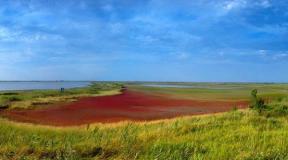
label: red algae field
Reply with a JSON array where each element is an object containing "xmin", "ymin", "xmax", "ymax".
[{"xmin": 2, "ymin": 90, "xmax": 248, "ymax": 126}]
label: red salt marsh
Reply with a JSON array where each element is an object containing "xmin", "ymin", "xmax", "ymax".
[{"xmin": 2, "ymin": 90, "xmax": 248, "ymax": 126}]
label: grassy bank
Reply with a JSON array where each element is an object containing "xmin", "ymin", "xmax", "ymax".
[
  {"xmin": 0, "ymin": 83, "xmax": 123, "ymax": 109},
  {"xmin": 1, "ymin": 109, "xmax": 288, "ymax": 159}
]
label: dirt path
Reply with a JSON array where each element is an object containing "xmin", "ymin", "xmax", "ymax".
[{"xmin": 1, "ymin": 90, "xmax": 248, "ymax": 126}]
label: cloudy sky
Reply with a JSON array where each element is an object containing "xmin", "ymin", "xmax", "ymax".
[{"xmin": 0, "ymin": 0, "xmax": 287, "ymax": 82}]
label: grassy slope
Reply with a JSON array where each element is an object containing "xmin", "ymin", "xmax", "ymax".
[{"xmin": 1, "ymin": 110, "xmax": 288, "ymax": 159}]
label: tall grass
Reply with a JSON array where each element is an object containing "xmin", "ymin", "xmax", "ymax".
[{"xmin": 1, "ymin": 110, "xmax": 288, "ymax": 159}]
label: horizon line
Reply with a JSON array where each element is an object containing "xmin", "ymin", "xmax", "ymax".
[{"xmin": 0, "ymin": 80, "xmax": 288, "ymax": 84}]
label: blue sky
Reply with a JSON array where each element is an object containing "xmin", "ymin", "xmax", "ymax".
[{"xmin": 0, "ymin": 0, "xmax": 287, "ymax": 82}]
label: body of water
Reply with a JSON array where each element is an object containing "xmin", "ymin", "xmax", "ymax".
[
  {"xmin": 141, "ymin": 84, "xmax": 243, "ymax": 89},
  {"xmin": 142, "ymin": 84, "xmax": 195, "ymax": 88},
  {"xmin": 0, "ymin": 81, "xmax": 91, "ymax": 91}
]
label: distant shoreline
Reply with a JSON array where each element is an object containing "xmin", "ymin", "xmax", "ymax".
[{"xmin": 0, "ymin": 81, "xmax": 287, "ymax": 84}]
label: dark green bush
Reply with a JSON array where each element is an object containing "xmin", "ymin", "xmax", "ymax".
[
  {"xmin": 250, "ymin": 89, "xmax": 266, "ymax": 114},
  {"xmin": 4, "ymin": 96, "xmax": 22, "ymax": 102},
  {"xmin": 266, "ymin": 104, "xmax": 288, "ymax": 117},
  {"xmin": 0, "ymin": 92, "xmax": 19, "ymax": 95},
  {"xmin": 250, "ymin": 89, "xmax": 288, "ymax": 117}
]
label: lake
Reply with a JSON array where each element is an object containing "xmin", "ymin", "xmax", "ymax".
[
  {"xmin": 141, "ymin": 84, "xmax": 244, "ymax": 89},
  {"xmin": 0, "ymin": 81, "xmax": 91, "ymax": 91},
  {"xmin": 142, "ymin": 84, "xmax": 195, "ymax": 88}
]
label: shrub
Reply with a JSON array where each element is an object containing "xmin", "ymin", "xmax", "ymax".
[
  {"xmin": 250, "ymin": 89, "xmax": 288, "ymax": 117},
  {"xmin": 0, "ymin": 92, "xmax": 19, "ymax": 95},
  {"xmin": 4, "ymin": 96, "xmax": 22, "ymax": 102},
  {"xmin": 250, "ymin": 89, "xmax": 266, "ymax": 114},
  {"xmin": 267, "ymin": 104, "xmax": 288, "ymax": 117}
]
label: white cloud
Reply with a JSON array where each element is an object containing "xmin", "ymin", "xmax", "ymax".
[
  {"xmin": 273, "ymin": 53, "xmax": 288, "ymax": 60},
  {"xmin": 259, "ymin": 0, "xmax": 271, "ymax": 8},
  {"xmin": 0, "ymin": 26, "xmax": 18, "ymax": 41},
  {"xmin": 109, "ymin": 23, "xmax": 125, "ymax": 34},
  {"xmin": 0, "ymin": 49, "xmax": 35, "ymax": 64},
  {"xmin": 258, "ymin": 50, "xmax": 268, "ymax": 56},
  {"xmin": 255, "ymin": 50, "xmax": 288, "ymax": 61},
  {"xmin": 0, "ymin": 25, "xmax": 63, "ymax": 43},
  {"xmin": 222, "ymin": 0, "xmax": 247, "ymax": 11},
  {"xmin": 218, "ymin": 0, "xmax": 272, "ymax": 15}
]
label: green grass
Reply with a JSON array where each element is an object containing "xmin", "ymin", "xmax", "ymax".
[
  {"xmin": 1, "ymin": 110, "xmax": 288, "ymax": 159},
  {"xmin": 128, "ymin": 83, "xmax": 288, "ymax": 101}
]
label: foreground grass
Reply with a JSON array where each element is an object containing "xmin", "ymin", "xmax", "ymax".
[{"xmin": 1, "ymin": 109, "xmax": 288, "ymax": 159}]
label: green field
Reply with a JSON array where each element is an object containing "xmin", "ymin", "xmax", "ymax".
[
  {"xmin": 128, "ymin": 83, "xmax": 288, "ymax": 101},
  {"xmin": 1, "ymin": 82, "xmax": 288, "ymax": 159}
]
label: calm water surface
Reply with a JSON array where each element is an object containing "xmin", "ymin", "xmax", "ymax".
[
  {"xmin": 0, "ymin": 81, "xmax": 91, "ymax": 91},
  {"xmin": 141, "ymin": 84, "xmax": 244, "ymax": 89},
  {"xmin": 142, "ymin": 84, "xmax": 195, "ymax": 88}
]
